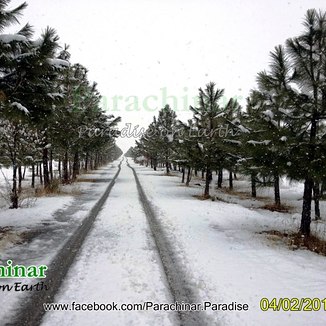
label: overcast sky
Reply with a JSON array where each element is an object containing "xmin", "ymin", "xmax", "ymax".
[{"xmin": 8, "ymin": 0, "xmax": 326, "ymax": 152}]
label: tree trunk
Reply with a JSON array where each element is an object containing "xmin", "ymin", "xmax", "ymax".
[
  {"xmin": 251, "ymin": 173, "xmax": 257, "ymax": 198},
  {"xmin": 186, "ymin": 167, "xmax": 192, "ymax": 186},
  {"xmin": 42, "ymin": 147, "xmax": 50, "ymax": 189},
  {"xmin": 313, "ymin": 181, "xmax": 321, "ymax": 220},
  {"xmin": 229, "ymin": 170, "xmax": 233, "ymax": 190},
  {"xmin": 58, "ymin": 157, "xmax": 61, "ymax": 178},
  {"xmin": 31, "ymin": 164, "xmax": 35, "ymax": 188},
  {"xmin": 274, "ymin": 172, "xmax": 281, "ymax": 206},
  {"xmin": 10, "ymin": 164, "xmax": 18, "ymax": 209},
  {"xmin": 201, "ymin": 169, "xmax": 205, "ymax": 179},
  {"xmin": 300, "ymin": 116, "xmax": 317, "ymax": 235},
  {"xmin": 85, "ymin": 152, "xmax": 89, "ymax": 172},
  {"xmin": 153, "ymin": 157, "xmax": 157, "ymax": 171},
  {"xmin": 217, "ymin": 169, "xmax": 223, "ymax": 188},
  {"xmin": 181, "ymin": 167, "xmax": 185, "ymax": 183},
  {"xmin": 49, "ymin": 150, "xmax": 53, "ymax": 181},
  {"xmin": 23, "ymin": 166, "xmax": 26, "ymax": 179},
  {"xmin": 90, "ymin": 155, "xmax": 94, "ymax": 170},
  {"xmin": 63, "ymin": 151, "xmax": 69, "ymax": 183},
  {"xmin": 321, "ymin": 178, "xmax": 326, "ymax": 197},
  {"xmin": 72, "ymin": 151, "xmax": 79, "ymax": 180},
  {"xmin": 93, "ymin": 155, "xmax": 97, "ymax": 169},
  {"xmin": 166, "ymin": 160, "xmax": 170, "ymax": 174},
  {"xmin": 95, "ymin": 154, "xmax": 99, "ymax": 169},
  {"xmin": 300, "ymin": 177, "xmax": 313, "ymax": 236},
  {"xmin": 204, "ymin": 167, "xmax": 211, "ymax": 197}
]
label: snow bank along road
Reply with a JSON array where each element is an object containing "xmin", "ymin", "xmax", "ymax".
[{"xmin": 37, "ymin": 158, "xmax": 212, "ymax": 326}]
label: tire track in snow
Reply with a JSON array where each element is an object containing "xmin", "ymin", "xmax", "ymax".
[
  {"xmin": 42, "ymin": 159, "xmax": 179, "ymax": 326},
  {"xmin": 127, "ymin": 160, "xmax": 215, "ymax": 326},
  {"xmin": 7, "ymin": 160, "xmax": 123, "ymax": 326}
]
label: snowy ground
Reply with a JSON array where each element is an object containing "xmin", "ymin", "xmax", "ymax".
[
  {"xmin": 0, "ymin": 164, "xmax": 69, "ymax": 209},
  {"xmin": 165, "ymin": 169, "xmax": 326, "ymax": 241},
  {"xmin": 212, "ymin": 175, "xmax": 326, "ymax": 240},
  {"xmin": 40, "ymin": 160, "xmax": 326, "ymax": 326},
  {"xmin": 1, "ymin": 160, "xmax": 326, "ymax": 325},
  {"xmin": 0, "ymin": 161, "xmax": 120, "ymax": 324},
  {"xmin": 131, "ymin": 162, "xmax": 326, "ymax": 326}
]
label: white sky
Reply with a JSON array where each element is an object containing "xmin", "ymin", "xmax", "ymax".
[{"xmin": 8, "ymin": 0, "xmax": 326, "ymax": 152}]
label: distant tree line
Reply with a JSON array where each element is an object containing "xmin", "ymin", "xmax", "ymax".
[
  {"xmin": 0, "ymin": 1, "xmax": 122, "ymax": 208},
  {"xmin": 133, "ymin": 9, "xmax": 326, "ymax": 237}
]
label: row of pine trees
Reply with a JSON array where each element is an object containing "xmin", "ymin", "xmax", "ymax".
[
  {"xmin": 0, "ymin": 1, "xmax": 121, "ymax": 208},
  {"xmin": 133, "ymin": 9, "xmax": 326, "ymax": 237}
]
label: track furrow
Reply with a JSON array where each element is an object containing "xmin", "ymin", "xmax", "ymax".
[{"xmin": 127, "ymin": 160, "xmax": 213, "ymax": 326}]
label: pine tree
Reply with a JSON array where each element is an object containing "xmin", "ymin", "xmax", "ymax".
[
  {"xmin": 175, "ymin": 119, "xmax": 203, "ymax": 185},
  {"xmin": 156, "ymin": 105, "xmax": 177, "ymax": 174},
  {"xmin": 240, "ymin": 45, "xmax": 294, "ymax": 206},
  {"xmin": 190, "ymin": 82, "xmax": 225, "ymax": 197},
  {"xmin": 285, "ymin": 9, "xmax": 326, "ymax": 235},
  {"xmin": 135, "ymin": 117, "xmax": 160, "ymax": 169}
]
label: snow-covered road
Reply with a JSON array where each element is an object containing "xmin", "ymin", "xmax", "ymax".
[
  {"xmin": 35, "ymin": 159, "xmax": 326, "ymax": 326},
  {"xmin": 42, "ymin": 160, "xmax": 179, "ymax": 326}
]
